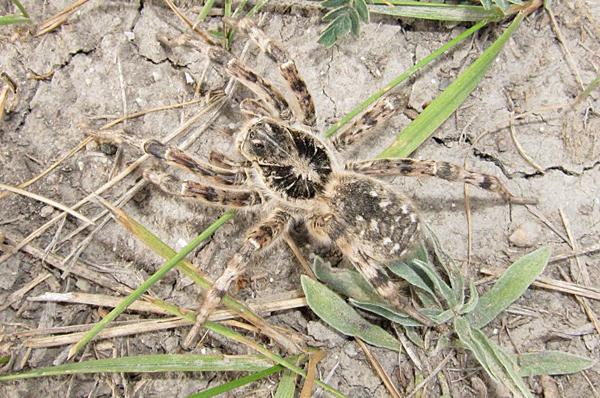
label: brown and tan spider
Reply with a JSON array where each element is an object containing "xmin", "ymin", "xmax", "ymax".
[{"xmin": 128, "ymin": 18, "xmax": 532, "ymax": 348}]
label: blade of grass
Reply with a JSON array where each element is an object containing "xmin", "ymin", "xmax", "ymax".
[
  {"xmin": 195, "ymin": 0, "xmax": 216, "ymax": 25},
  {"xmin": 516, "ymin": 351, "xmax": 595, "ymax": 377},
  {"xmin": 102, "ymin": 201, "xmax": 302, "ymax": 353},
  {"xmin": 187, "ymin": 364, "xmax": 285, "ymax": 398},
  {"xmin": 369, "ymin": 2, "xmax": 504, "ymax": 22},
  {"xmin": 274, "ymin": 368, "xmax": 299, "ymax": 398},
  {"xmin": 323, "ymin": 19, "xmax": 487, "ymax": 139},
  {"xmin": 0, "ymin": 14, "xmax": 29, "ymax": 25},
  {"xmin": 378, "ymin": 12, "xmax": 525, "ymax": 158},
  {"xmin": 11, "ymin": 0, "xmax": 29, "ymax": 18},
  {"xmin": 247, "ymin": 0, "xmax": 270, "ymax": 18},
  {"xmin": 0, "ymin": 354, "xmax": 272, "ymax": 381},
  {"xmin": 67, "ymin": 209, "xmax": 235, "ymax": 359}
]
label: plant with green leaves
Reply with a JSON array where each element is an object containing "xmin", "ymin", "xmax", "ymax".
[
  {"xmin": 303, "ymin": 238, "xmax": 594, "ymax": 396},
  {"xmin": 318, "ymin": 0, "xmax": 542, "ymax": 47}
]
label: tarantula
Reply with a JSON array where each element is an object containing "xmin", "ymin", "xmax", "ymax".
[{"xmin": 132, "ymin": 18, "xmax": 530, "ymax": 348}]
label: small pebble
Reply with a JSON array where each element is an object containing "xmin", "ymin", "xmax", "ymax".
[
  {"xmin": 40, "ymin": 205, "xmax": 54, "ymax": 218},
  {"xmin": 509, "ymin": 221, "xmax": 541, "ymax": 248}
]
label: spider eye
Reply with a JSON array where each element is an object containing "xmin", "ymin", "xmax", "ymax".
[{"xmin": 251, "ymin": 139, "xmax": 264, "ymax": 149}]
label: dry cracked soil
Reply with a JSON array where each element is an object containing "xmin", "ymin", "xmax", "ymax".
[{"xmin": 0, "ymin": 0, "xmax": 599, "ymax": 397}]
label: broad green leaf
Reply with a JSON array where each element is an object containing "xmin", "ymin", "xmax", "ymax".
[
  {"xmin": 369, "ymin": 3, "xmax": 503, "ymax": 22},
  {"xmin": 349, "ymin": 7, "xmax": 361, "ymax": 37},
  {"xmin": 350, "ymin": 299, "xmax": 422, "ymax": 326},
  {"xmin": 467, "ymin": 247, "xmax": 550, "ymax": 328},
  {"xmin": 386, "ymin": 261, "xmax": 436, "ymax": 296},
  {"xmin": 301, "ymin": 276, "xmax": 402, "ymax": 351},
  {"xmin": 312, "ymin": 256, "xmax": 381, "ymax": 303},
  {"xmin": 335, "ymin": 14, "xmax": 352, "ymax": 37},
  {"xmin": 355, "ymin": 0, "xmax": 370, "ymax": 22},
  {"xmin": 378, "ymin": 12, "xmax": 525, "ymax": 158},
  {"xmin": 412, "ymin": 259, "xmax": 457, "ymax": 308},
  {"xmin": 318, "ymin": 22, "xmax": 339, "ymax": 47},
  {"xmin": 454, "ymin": 317, "xmax": 533, "ymax": 397},
  {"xmin": 323, "ymin": 6, "xmax": 349, "ymax": 22},
  {"xmin": 322, "ymin": 0, "xmax": 351, "ymax": 7},
  {"xmin": 517, "ymin": 351, "xmax": 595, "ymax": 377},
  {"xmin": 0, "ymin": 354, "xmax": 272, "ymax": 381}
]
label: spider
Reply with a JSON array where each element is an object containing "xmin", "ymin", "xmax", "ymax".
[{"xmin": 127, "ymin": 18, "xmax": 533, "ymax": 348}]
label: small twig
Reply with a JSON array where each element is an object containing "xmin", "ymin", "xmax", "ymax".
[
  {"xmin": 36, "ymin": 0, "xmax": 90, "ymax": 37},
  {"xmin": 509, "ymin": 115, "xmax": 545, "ymax": 173},
  {"xmin": 162, "ymin": 0, "xmax": 216, "ymax": 45},
  {"xmin": 0, "ymin": 272, "xmax": 52, "ymax": 312},
  {"xmin": 356, "ymin": 338, "xmax": 402, "ymax": 398},
  {"xmin": 408, "ymin": 352, "xmax": 453, "ymax": 398},
  {"xmin": 299, "ymin": 350, "xmax": 325, "ymax": 398},
  {"xmin": 0, "ymin": 183, "xmax": 94, "ymax": 226},
  {"xmin": 546, "ymin": 7, "xmax": 585, "ymax": 91}
]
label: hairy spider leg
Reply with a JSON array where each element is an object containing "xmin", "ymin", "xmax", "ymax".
[
  {"xmin": 144, "ymin": 140, "xmax": 247, "ymax": 187},
  {"xmin": 346, "ymin": 158, "xmax": 537, "ymax": 204},
  {"xmin": 208, "ymin": 46, "xmax": 293, "ymax": 122},
  {"xmin": 227, "ymin": 17, "xmax": 316, "ymax": 127},
  {"xmin": 143, "ymin": 170, "xmax": 263, "ymax": 208},
  {"xmin": 183, "ymin": 209, "xmax": 292, "ymax": 349},
  {"xmin": 332, "ymin": 94, "xmax": 407, "ymax": 151}
]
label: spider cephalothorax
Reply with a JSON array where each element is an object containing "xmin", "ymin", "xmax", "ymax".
[
  {"xmin": 238, "ymin": 118, "xmax": 335, "ymax": 201},
  {"xmin": 126, "ymin": 17, "xmax": 534, "ymax": 348}
]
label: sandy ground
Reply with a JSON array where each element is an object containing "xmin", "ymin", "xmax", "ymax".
[{"xmin": 0, "ymin": 0, "xmax": 599, "ymax": 397}]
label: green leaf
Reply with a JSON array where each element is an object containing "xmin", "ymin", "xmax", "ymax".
[
  {"xmin": 386, "ymin": 261, "xmax": 436, "ymax": 297},
  {"xmin": 350, "ymin": 299, "xmax": 422, "ymax": 326},
  {"xmin": 378, "ymin": 12, "xmax": 524, "ymax": 158},
  {"xmin": 412, "ymin": 259, "xmax": 457, "ymax": 308},
  {"xmin": 318, "ymin": 22, "xmax": 339, "ymax": 48},
  {"xmin": 355, "ymin": 0, "xmax": 370, "ymax": 22},
  {"xmin": 467, "ymin": 247, "xmax": 550, "ymax": 329},
  {"xmin": 349, "ymin": 7, "xmax": 361, "ymax": 37},
  {"xmin": 335, "ymin": 14, "xmax": 352, "ymax": 37},
  {"xmin": 0, "ymin": 354, "xmax": 272, "ymax": 381},
  {"xmin": 454, "ymin": 317, "xmax": 534, "ymax": 398},
  {"xmin": 322, "ymin": 0, "xmax": 351, "ymax": 7},
  {"xmin": 0, "ymin": 14, "xmax": 29, "ymax": 25},
  {"xmin": 312, "ymin": 256, "xmax": 381, "ymax": 303},
  {"xmin": 274, "ymin": 368, "xmax": 299, "ymax": 398},
  {"xmin": 189, "ymin": 364, "xmax": 284, "ymax": 398},
  {"xmin": 459, "ymin": 279, "xmax": 479, "ymax": 314},
  {"xmin": 517, "ymin": 351, "xmax": 595, "ymax": 377},
  {"xmin": 301, "ymin": 276, "xmax": 402, "ymax": 351},
  {"xmin": 323, "ymin": 6, "xmax": 349, "ymax": 22}
]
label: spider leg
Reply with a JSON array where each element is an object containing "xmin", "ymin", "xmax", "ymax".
[
  {"xmin": 226, "ymin": 17, "xmax": 316, "ymax": 127},
  {"xmin": 346, "ymin": 158, "xmax": 537, "ymax": 204},
  {"xmin": 144, "ymin": 140, "xmax": 246, "ymax": 186},
  {"xmin": 144, "ymin": 170, "xmax": 262, "ymax": 208},
  {"xmin": 349, "ymin": 251, "xmax": 432, "ymax": 326},
  {"xmin": 208, "ymin": 149, "xmax": 249, "ymax": 171},
  {"xmin": 332, "ymin": 94, "xmax": 406, "ymax": 151},
  {"xmin": 208, "ymin": 46, "xmax": 293, "ymax": 122},
  {"xmin": 240, "ymin": 97, "xmax": 275, "ymax": 119},
  {"xmin": 183, "ymin": 209, "xmax": 291, "ymax": 349}
]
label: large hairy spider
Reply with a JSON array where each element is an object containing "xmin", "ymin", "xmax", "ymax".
[{"xmin": 134, "ymin": 18, "xmax": 530, "ymax": 348}]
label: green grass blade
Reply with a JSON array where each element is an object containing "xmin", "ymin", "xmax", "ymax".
[
  {"xmin": 0, "ymin": 14, "xmax": 29, "ymax": 25},
  {"xmin": 10, "ymin": 0, "xmax": 29, "ymax": 18},
  {"xmin": 68, "ymin": 210, "xmax": 235, "ymax": 359},
  {"xmin": 246, "ymin": 0, "xmax": 270, "ymax": 18},
  {"xmin": 301, "ymin": 276, "xmax": 402, "ymax": 351},
  {"xmin": 0, "ymin": 354, "xmax": 272, "ymax": 381},
  {"xmin": 467, "ymin": 247, "xmax": 550, "ymax": 328},
  {"xmin": 188, "ymin": 365, "xmax": 284, "ymax": 398},
  {"xmin": 274, "ymin": 368, "xmax": 299, "ymax": 398},
  {"xmin": 323, "ymin": 20, "xmax": 487, "ymax": 139},
  {"xmin": 350, "ymin": 299, "xmax": 422, "ymax": 326},
  {"xmin": 370, "ymin": 2, "xmax": 503, "ymax": 22},
  {"xmin": 517, "ymin": 351, "xmax": 595, "ymax": 377},
  {"xmin": 378, "ymin": 12, "xmax": 524, "ymax": 158},
  {"xmin": 196, "ymin": 0, "xmax": 216, "ymax": 24}
]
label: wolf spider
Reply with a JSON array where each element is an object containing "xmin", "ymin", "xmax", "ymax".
[{"xmin": 130, "ymin": 18, "xmax": 532, "ymax": 348}]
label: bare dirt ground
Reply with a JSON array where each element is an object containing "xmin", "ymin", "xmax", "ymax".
[{"xmin": 1, "ymin": 0, "xmax": 599, "ymax": 397}]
